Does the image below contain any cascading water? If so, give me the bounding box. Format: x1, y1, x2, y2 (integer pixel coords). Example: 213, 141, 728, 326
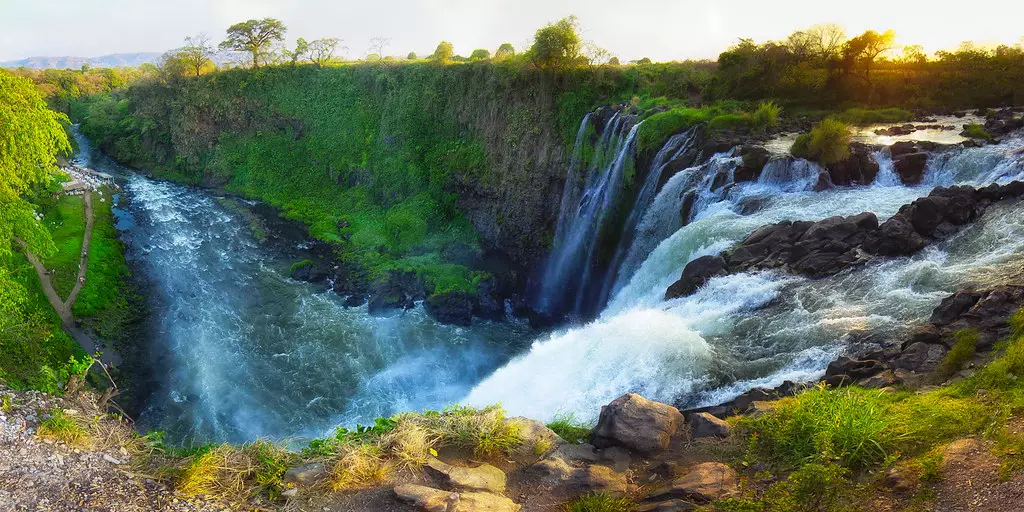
466, 134, 1024, 421
535, 111, 641, 318
74, 132, 535, 444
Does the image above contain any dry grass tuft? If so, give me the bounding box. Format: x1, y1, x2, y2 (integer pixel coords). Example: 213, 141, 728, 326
330, 443, 394, 491
381, 419, 434, 469
37, 409, 91, 447
175, 440, 291, 500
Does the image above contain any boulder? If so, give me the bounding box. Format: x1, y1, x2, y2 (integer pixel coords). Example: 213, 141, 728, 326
734, 145, 771, 182
568, 465, 629, 495
591, 393, 684, 455
506, 417, 563, 461
894, 342, 947, 373
424, 457, 507, 493
424, 291, 476, 327
825, 357, 886, 381
688, 412, 731, 438
894, 152, 929, 185
282, 463, 326, 486
863, 216, 928, 256
858, 370, 897, 389
368, 271, 425, 314
826, 143, 879, 185
394, 484, 521, 512
665, 255, 728, 299
646, 462, 738, 503
929, 292, 983, 325
526, 457, 574, 483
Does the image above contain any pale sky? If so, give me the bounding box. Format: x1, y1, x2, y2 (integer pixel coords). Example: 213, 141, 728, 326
1, 0, 1022, 63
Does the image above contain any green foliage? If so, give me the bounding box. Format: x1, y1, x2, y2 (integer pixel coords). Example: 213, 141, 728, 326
546, 413, 593, 444
470, 49, 491, 61
562, 492, 634, 512
420, 404, 523, 457
495, 43, 515, 61
529, 16, 583, 69
836, 107, 913, 125
759, 462, 852, 512
38, 408, 89, 446
751, 101, 782, 133
963, 123, 993, 141
431, 41, 454, 63
218, 18, 287, 68
288, 259, 313, 275
918, 451, 944, 483
796, 119, 852, 165
941, 329, 979, 375
636, 107, 710, 153
790, 133, 812, 159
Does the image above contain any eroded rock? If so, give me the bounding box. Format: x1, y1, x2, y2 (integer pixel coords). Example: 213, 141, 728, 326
646, 462, 738, 503
591, 393, 684, 455
688, 412, 730, 438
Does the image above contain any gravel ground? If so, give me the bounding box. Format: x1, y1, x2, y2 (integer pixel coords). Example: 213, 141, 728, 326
0, 384, 230, 512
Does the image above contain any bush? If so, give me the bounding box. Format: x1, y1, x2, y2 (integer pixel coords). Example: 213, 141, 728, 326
547, 413, 593, 444
419, 404, 523, 457
563, 492, 634, 512
795, 119, 851, 165
37, 408, 90, 447
963, 123, 993, 141
761, 462, 851, 512
790, 133, 812, 159
751, 101, 782, 133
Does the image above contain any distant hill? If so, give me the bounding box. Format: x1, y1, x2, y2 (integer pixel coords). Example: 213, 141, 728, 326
0, 53, 163, 69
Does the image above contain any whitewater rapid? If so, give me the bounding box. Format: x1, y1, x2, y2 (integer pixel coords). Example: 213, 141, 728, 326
465, 136, 1024, 421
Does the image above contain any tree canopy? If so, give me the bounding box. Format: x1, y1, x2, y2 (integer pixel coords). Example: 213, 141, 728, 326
431, 41, 454, 64
219, 18, 287, 68
529, 16, 583, 69
0, 70, 69, 257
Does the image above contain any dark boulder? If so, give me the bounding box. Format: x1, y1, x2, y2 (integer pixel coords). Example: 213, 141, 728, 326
893, 342, 947, 373
665, 255, 728, 299
734, 145, 770, 183
825, 356, 886, 386
894, 152, 929, 185
424, 290, 476, 327
368, 271, 426, 314
930, 291, 983, 325
863, 215, 928, 256
827, 143, 879, 185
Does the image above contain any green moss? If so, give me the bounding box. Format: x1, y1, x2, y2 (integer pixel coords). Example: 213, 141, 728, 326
288, 259, 313, 275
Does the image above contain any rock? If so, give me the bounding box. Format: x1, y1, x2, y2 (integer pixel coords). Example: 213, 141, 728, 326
858, 370, 897, 389
552, 443, 602, 463
881, 467, 917, 492
424, 291, 476, 327
679, 191, 697, 225
894, 152, 929, 185
526, 457, 574, 483
506, 417, 563, 461
864, 215, 927, 256
591, 393, 684, 455
283, 463, 326, 486
894, 342, 947, 373
568, 465, 629, 495
394, 484, 520, 512
635, 500, 697, 512
368, 271, 425, 314
735, 145, 770, 182
665, 255, 728, 299
280, 487, 298, 498
930, 292, 983, 325
647, 462, 738, 503
825, 357, 886, 385
827, 143, 879, 185
688, 412, 731, 438
424, 457, 507, 493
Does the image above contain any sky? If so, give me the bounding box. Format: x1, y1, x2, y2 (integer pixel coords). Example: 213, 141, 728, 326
1, 0, 1023, 63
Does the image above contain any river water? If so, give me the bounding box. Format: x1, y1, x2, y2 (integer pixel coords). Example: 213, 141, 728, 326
73, 126, 1024, 443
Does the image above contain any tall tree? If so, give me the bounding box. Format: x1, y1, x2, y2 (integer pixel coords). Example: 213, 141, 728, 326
529, 16, 583, 69
367, 37, 391, 61
469, 49, 490, 61
308, 38, 342, 68
494, 43, 515, 61
219, 18, 287, 68
431, 41, 454, 64
807, 23, 847, 61
285, 37, 310, 67
0, 70, 69, 257
843, 29, 897, 85
181, 33, 214, 76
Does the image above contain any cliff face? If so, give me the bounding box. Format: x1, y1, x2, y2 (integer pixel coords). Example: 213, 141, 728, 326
81, 65, 639, 281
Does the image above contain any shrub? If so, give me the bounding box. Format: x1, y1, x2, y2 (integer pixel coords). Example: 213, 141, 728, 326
288, 259, 313, 275
563, 492, 634, 512
790, 133, 812, 159
760, 462, 851, 512
802, 119, 852, 165
37, 408, 90, 447
330, 443, 393, 490
419, 404, 523, 457
547, 413, 593, 444
751, 101, 782, 133
963, 123, 993, 142
941, 329, 978, 375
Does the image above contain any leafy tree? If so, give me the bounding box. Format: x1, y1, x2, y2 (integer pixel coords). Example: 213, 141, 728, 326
807, 23, 847, 61
494, 43, 515, 61
285, 37, 310, 67
407, 51, 417, 60
469, 48, 490, 61
608, 56, 620, 66
636, 57, 652, 65
583, 42, 612, 68
431, 41, 454, 64
219, 18, 287, 68
0, 70, 70, 257
529, 16, 583, 69
842, 29, 897, 85
181, 33, 215, 76
308, 38, 343, 67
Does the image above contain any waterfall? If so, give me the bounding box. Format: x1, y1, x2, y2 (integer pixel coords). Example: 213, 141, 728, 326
598, 128, 701, 305
872, 150, 900, 186
535, 111, 641, 318
467, 133, 1024, 422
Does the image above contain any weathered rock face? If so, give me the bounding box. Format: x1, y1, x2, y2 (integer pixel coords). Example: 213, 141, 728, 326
424, 291, 476, 327
394, 484, 520, 512
424, 457, 507, 493
665, 182, 1024, 299
367, 270, 425, 314
591, 393, 685, 455
688, 412, 731, 438
734, 145, 771, 183
827, 143, 879, 186
646, 462, 738, 503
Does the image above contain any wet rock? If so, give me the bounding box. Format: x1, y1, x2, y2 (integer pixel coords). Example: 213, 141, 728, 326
894, 342, 947, 373
424, 457, 507, 493
734, 145, 770, 182
930, 292, 983, 325
893, 152, 929, 185
591, 393, 684, 455
688, 412, 730, 438
827, 143, 879, 185
825, 356, 886, 383
424, 291, 476, 327
283, 463, 326, 486
864, 215, 928, 256
678, 190, 697, 225
665, 255, 728, 299
646, 462, 738, 503
367, 271, 425, 314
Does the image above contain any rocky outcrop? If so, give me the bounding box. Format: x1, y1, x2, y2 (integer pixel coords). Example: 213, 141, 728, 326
688, 412, 731, 438
591, 393, 685, 455
394, 483, 520, 512
645, 462, 738, 503
424, 457, 507, 493
424, 291, 476, 327
826, 142, 879, 186
367, 271, 426, 314
666, 181, 1024, 299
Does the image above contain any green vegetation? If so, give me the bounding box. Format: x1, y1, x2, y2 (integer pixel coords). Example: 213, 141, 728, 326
39, 193, 86, 297
941, 329, 979, 376
963, 123, 994, 141
547, 413, 593, 444
288, 259, 314, 275
37, 408, 90, 446
791, 119, 852, 165
835, 107, 913, 125
563, 492, 634, 512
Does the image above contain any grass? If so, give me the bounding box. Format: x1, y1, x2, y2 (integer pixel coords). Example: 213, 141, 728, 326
37, 408, 90, 447
941, 329, 979, 376
791, 119, 852, 165
330, 443, 393, 490
288, 259, 313, 275
835, 107, 914, 125
418, 404, 524, 458
547, 413, 593, 444
72, 186, 131, 319
963, 123, 994, 142
175, 441, 292, 500
39, 193, 86, 298
562, 492, 634, 512
0, 394, 11, 412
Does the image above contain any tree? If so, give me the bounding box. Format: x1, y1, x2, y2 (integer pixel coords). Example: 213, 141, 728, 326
842, 29, 897, 84
494, 43, 515, 61
0, 70, 70, 257
529, 16, 583, 69
219, 18, 287, 68
308, 38, 342, 68
583, 42, 612, 68
367, 37, 391, 61
407, 51, 417, 60
180, 33, 214, 76
160, 50, 191, 78
469, 48, 490, 61
608, 56, 620, 66
431, 41, 454, 64
285, 37, 309, 67
900, 44, 927, 65
807, 23, 847, 61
